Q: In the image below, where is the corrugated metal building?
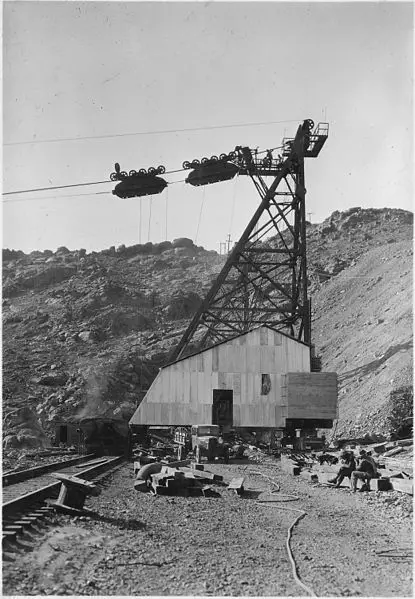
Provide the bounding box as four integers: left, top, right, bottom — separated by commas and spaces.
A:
130, 326, 337, 432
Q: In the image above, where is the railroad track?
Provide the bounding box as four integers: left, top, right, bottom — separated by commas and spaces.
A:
3, 455, 126, 555
3, 453, 96, 487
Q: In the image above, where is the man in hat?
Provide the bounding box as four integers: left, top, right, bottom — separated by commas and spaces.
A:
350, 449, 377, 492
328, 451, 356, 487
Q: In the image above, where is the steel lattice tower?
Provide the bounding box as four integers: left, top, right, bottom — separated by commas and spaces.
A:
169, 119, 329, 362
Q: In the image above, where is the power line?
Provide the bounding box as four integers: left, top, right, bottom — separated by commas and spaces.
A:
4, 119, 301, 147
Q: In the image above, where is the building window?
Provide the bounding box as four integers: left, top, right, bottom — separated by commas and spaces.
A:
261, 374, 271, 395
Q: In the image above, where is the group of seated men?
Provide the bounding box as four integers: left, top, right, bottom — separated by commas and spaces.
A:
327, 449, 378, 492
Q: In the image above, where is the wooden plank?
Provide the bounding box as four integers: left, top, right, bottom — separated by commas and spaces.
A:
390, 478, 413, 495
228, 477, 245, 495
180, 467, 223, 482
383, 447, 404, 458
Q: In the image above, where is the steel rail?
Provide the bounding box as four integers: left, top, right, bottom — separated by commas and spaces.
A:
3, 456, 125, 520
3, 454, 96, 486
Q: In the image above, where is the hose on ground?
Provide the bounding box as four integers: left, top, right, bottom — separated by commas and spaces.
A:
249, 470, 317, 597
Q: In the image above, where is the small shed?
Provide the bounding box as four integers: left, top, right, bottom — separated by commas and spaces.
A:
130, 325, 337, 431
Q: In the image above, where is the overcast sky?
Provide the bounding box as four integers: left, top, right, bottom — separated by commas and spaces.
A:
3, 1, 413, 253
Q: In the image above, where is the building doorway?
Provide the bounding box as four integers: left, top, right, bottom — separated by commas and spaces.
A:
212, 390, 233, 428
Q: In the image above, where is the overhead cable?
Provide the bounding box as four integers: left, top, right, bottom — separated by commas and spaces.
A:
4, 119, 301, 147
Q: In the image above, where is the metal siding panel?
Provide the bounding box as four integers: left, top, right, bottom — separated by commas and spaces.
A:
273, 374, 281, 406
239, 372, 247, 406
232, 346, 246, 374
184, 371, 191, 404
154, 403, 162, 424
260, 347, 274, 373
212, 346, 219, 371
218, 344, 230, 372
204, 349, 213, 374
202, 403, 212, 423
197, 373, 205, 405
254, 373, 262, 402
189, 354, 198, 372
273, 330, 282, 346
233, 373, 241, 402
218, 371, 227, 389
197, 352, 204, 372
146, 403, 156, 424
190, 372, 198, 403
160, 402, 169, 424
246, 347, 260, 372
233, 404, 241, 426
161, 369, 170, 404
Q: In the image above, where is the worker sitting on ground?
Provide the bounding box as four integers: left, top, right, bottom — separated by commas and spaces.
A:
327, 451, 356, 487
350, 449, 377, 492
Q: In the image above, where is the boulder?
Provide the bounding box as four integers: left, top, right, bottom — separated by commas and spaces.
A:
56, 246, 70, 255
37, 371, 68, 386
172, 238, 194, 249
163, 291, 202, 320
78, 330, 95, 343
3, 434, 20, 450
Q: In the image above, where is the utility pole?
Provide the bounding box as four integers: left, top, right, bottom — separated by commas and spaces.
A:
226, 234, 232, 254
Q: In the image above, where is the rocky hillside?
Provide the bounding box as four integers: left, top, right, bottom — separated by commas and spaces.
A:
2, 208, 413, 450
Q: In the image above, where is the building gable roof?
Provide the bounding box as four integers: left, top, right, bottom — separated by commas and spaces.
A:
163, 324, 310, 369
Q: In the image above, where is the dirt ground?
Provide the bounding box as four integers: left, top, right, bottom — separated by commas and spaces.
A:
3, 458, 413, 597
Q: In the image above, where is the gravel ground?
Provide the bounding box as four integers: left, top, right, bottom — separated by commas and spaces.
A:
3, 457, 413, 597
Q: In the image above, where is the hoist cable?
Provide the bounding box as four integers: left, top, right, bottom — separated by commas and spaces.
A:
195, 187, 205, 244
148, 197, 153, 243
228, 173, 239, 236
165, 187, 169, 240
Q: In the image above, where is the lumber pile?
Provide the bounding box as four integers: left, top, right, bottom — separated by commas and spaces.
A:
133, 462, 222, 497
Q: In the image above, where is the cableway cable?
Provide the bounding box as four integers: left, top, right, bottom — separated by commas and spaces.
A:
2, 146, 285, 197
3, 190, 111, 203
4, 119, 302, 147
3, 172, 187, 197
